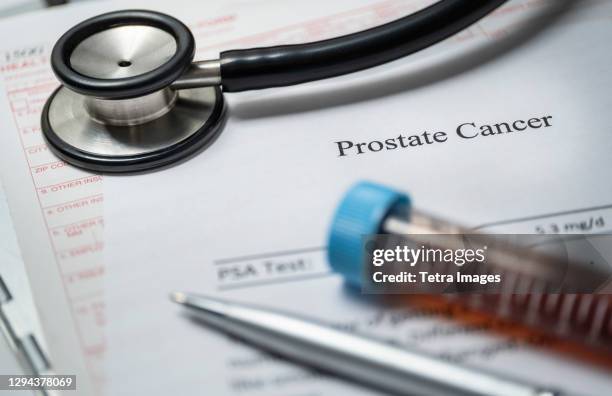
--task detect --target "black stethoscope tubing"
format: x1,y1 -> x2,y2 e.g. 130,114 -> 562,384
220,0 -> 507,92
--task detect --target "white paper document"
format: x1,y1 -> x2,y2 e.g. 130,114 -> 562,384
0,4 -> 112,395
94,0 -> 611,395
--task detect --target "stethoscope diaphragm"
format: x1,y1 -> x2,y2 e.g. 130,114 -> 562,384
42,10 -> 225,172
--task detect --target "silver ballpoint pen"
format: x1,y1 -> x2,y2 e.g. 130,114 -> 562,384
171,292 -> 558,396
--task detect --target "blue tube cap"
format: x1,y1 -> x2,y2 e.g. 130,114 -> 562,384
327,181 -> 410,286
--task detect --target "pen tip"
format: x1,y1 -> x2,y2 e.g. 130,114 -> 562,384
170,291 -> 187,304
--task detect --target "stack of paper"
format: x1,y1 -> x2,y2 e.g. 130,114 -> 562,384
1,1 -> 612,395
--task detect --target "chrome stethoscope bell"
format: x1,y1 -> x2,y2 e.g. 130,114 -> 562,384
42,10 -> 225,172
42,2 -> 508,173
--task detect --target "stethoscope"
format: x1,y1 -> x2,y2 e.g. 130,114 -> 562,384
42,0 -> 506,173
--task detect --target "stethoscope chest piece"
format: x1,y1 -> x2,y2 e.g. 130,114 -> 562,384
42,10 -> 225,173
